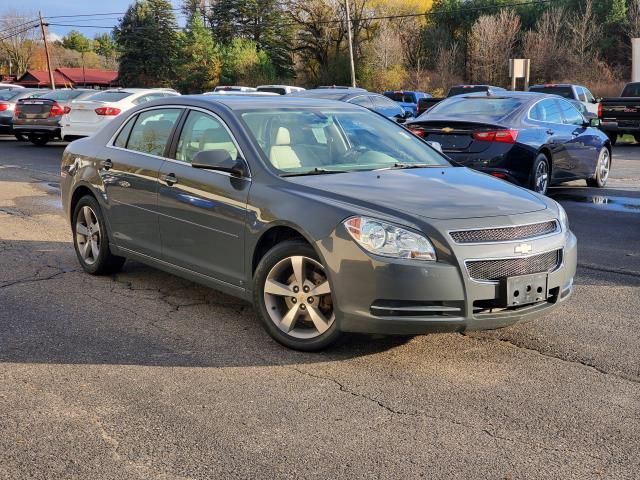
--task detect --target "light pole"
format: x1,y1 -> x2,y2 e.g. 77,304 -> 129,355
345,0 -> 356,88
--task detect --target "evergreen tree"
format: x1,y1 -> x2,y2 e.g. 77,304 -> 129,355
94,33 -> 117,59
114,0 -> 179,87
62,30 -> 93,53
176,15 -> 222,93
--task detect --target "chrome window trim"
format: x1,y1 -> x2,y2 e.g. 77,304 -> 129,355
464,248 -> 564,285
106,104 -> 252,179
447,220 -> 561,245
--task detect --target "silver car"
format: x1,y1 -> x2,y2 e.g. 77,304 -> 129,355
60,95 -> 577,351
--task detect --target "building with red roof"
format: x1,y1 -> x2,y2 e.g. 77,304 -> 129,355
16,68 -> 119,89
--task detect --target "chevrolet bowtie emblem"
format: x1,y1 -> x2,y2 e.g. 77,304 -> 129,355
514,243 -> 533,255
441,127 -> 454,133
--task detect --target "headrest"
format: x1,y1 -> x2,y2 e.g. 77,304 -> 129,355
274,127 -> 291,145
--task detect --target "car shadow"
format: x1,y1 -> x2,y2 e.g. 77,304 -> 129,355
0,239 -> 413,369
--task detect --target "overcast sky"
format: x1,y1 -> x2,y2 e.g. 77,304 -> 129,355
11,0 -> 185,39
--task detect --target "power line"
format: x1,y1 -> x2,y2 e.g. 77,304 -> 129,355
0,17 -> 40,36
0,24 -> 39,43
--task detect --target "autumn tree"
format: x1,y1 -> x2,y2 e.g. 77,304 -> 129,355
176,14 -> 222,93
0,11 -> 38,76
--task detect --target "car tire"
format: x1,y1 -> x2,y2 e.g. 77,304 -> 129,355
14,133 -> 27,142
29,134 -> 49,146
529,153 -> 550,195
586,147 -> 610,188
72,195 -> 125,275
607,133 -> 617,146
253,240 -> 341,351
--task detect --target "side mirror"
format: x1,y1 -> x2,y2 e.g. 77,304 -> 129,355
192,149 -> 247,177
582,112 -> 599,127
404,109 -> 414,119
589,117 -> 601,127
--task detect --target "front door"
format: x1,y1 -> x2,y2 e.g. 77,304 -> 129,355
558,98 -> 599,178
103,107 -> 182,257
157,109 -> 250,287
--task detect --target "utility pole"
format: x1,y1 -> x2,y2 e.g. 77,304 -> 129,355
345,0 -> 356,88
39,12 -> 55,90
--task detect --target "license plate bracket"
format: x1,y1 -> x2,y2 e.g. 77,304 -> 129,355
501,273 -> 548,307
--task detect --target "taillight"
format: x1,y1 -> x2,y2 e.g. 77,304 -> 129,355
407,127 -> 425,138
0,102 -> 9,112
597,102 -> 602,118
95,107 -> 121,116
473,129 -> 518,144
49,102 -> 64,117
63,106 -> 71,114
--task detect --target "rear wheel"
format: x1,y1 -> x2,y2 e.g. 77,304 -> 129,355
253,240 -> 340,351
529,153 -> 550,195
14,133 -> 27,141
586,147 -> 610,188
29,134 -> 49,146
72,195 -> 125,275
634,134 -> 640,144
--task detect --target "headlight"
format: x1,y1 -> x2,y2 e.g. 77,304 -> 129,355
344,216 -> 437,261
557,203 -> 569,231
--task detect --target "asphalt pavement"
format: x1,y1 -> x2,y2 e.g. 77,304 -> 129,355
0,136 -> 638,479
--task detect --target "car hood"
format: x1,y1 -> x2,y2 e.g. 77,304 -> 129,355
285,167 -> 547,220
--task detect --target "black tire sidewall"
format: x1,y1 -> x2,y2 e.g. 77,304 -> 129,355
29,134 -> 49,146
253,240 -> 341,351
590,147 -> 609,188
72,195 -> 115,275
530,154 -> 550,195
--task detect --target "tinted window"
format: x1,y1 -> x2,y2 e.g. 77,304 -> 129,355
370,95 -> 404,117
448,86 -> 490,96
429,96 -> 525,120
384,92 -> 415,103
621,83 -> 640,97
126,109 -> 181,156
558,100 -> 584,126
113,116 -> 136,148
87,91 -> 133,102
41,90 -> 89,101
528,86 -> 574,98
530,99 -> 563,123
176,110 -> 238,164
257,87 -> 286,95
348,95 -> 372,107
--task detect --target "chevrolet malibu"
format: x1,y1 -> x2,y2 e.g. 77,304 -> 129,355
60,96 -> 577,351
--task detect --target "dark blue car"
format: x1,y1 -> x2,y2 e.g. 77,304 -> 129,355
383,90 -> 431,116
407,91 -> 612,195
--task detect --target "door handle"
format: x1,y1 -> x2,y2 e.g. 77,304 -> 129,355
546,129 -> 555,135
571,130 -> 581,136
161,173 -> 177,186
102,159 -> 113,170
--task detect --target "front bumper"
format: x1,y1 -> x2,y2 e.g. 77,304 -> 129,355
317,215 -> 576,335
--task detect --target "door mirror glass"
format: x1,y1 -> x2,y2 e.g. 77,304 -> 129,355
589,117 -> 601,127
192,149 -> 246,176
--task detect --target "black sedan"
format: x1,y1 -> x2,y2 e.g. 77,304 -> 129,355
407,92 -> 612,194
290,88 -> 413,123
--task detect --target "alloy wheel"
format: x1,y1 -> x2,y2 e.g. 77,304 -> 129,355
263,255 -> 334,339
534,159 -> 549,193
598,149 -> 610,183
75,206 -> 101,265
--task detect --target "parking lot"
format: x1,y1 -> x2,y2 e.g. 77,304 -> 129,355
0,136 -> 638,479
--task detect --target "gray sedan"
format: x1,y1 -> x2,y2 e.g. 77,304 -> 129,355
60,95 -> 577,351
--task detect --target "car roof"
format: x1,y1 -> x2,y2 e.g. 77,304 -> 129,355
163,94 -> 366,110
289,88 -> 369,100
529,83 -> 582,88
449,91 -> 556,103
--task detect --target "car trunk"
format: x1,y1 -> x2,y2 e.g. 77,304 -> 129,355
68,100 -> 107,124
600,98 -> 640,120
16,98 -> 56,120
407,121 -> 509,153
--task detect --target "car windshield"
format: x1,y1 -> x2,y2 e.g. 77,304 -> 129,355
427,96 -> 525,120
41,90 -> 90,101
257,87 -> 286,95
529,86 -> 573,98
0,90 -> 31,101
240,108 -> 450,175
86,91 -> 132,102
384,92 -> 414,103
621,84 -> 640,97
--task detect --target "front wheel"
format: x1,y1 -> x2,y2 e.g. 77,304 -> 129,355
72,195 -> 125,275
29,134 -> 49,146
253,240 -> 341,351
586,147 -> 610,188
14,133 -> 27,141
607,132 -> 617,146
529,153 -> 550,195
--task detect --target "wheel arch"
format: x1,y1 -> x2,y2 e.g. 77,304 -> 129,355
251,224 -> 313,276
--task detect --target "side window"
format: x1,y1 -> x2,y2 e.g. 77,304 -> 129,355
576,87 -> 586,102
113,115 -> 136,148
530,99 -> 562,124
133,93 -> 164,105
349,95 -> 373,108
126,108 -> 181,156
371,95 -> 404,117
584,88 -> 595,103
175,110 -> 238,164
558,100 -> 584,126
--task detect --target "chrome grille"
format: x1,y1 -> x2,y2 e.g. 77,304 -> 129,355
450,221 -> 558,244
466,249 -> 561,282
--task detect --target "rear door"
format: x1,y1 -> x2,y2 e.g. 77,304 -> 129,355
157,108 -> 250,287
104,107 -> 183,258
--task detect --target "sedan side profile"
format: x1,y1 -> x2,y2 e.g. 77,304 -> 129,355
61,95 -> 576,351
408,92 -> 611,194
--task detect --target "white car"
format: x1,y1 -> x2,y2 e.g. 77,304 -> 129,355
61,88 -> 180,140
256,85 -> 306,95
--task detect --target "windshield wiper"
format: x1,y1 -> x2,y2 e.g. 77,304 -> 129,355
378,163 -> 439,170
281,167 -> 348,177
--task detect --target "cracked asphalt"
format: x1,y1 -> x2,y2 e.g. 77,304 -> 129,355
0,136 -> 639,479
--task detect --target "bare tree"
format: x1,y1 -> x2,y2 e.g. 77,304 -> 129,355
565,0 -> 602,60
523,7 -> 567,83
0,11 -> 38,76
627,0 -> 640,38
468,9 -> 520,85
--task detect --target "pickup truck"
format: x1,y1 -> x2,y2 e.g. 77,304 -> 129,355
416,85 -> 505,116
383,90 -> 431,116
528,83 -> 599,115
599,82 -> 640,145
